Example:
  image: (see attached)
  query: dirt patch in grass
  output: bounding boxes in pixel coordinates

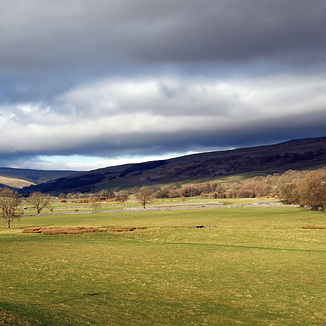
[23,226,104,235]
[302,226,326,229]
[23,226,148,234]
[22,224,219,235]
[107,226,147,232]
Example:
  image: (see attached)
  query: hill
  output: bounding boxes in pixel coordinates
[20,136,326,195]
[0,167,80,189]
[0,176,35,189]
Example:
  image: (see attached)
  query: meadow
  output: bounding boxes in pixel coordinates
[0,201,325,325]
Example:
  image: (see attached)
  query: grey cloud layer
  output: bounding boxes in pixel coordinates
[0,0,326,168]
[3,1,326,63]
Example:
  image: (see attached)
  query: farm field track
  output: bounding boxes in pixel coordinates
[0,201,325,325]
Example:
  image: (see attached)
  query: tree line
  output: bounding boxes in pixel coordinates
[1,168,326,228]
[150,168,326,210]
[65,168,326,209]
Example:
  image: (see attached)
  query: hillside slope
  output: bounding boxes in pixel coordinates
[0,167,81,188]
[20,137,326,195]
[0,176,35,189]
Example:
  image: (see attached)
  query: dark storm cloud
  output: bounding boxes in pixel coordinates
[0,0,326,169]
[128,1,326,66]
[1,0,326,80]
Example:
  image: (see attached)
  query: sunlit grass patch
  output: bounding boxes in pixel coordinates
[0,207,325,325]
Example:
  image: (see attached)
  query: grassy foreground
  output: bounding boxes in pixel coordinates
[0,207,325,325]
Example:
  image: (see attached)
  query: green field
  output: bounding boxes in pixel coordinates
[0,206,325,325]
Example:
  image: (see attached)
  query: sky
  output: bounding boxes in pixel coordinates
[1,0,326,171]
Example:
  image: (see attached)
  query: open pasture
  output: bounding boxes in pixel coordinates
[0,206,325,325]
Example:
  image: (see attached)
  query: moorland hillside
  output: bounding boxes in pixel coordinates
[0,167,81,189]
[20,136,326,195]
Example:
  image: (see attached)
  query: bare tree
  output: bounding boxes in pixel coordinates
[28,192,51,214]
[280,183,300,204]
[99,189,115,200]
[0,188,22,229]
[89,197,102,211]
[136,186,154,209]
[299,169,326,210]
[116,190,129,202]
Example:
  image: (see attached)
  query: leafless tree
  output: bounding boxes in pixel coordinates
[280,183,299,204]
[89,197,102,211]
[299,169,326,210]
[136,186,154,209]
[0,188,22,228]
[99,189,115,200]
[28,192,51,214]
[116,190,129,202]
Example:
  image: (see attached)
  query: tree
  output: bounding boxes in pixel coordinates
[136,186,154,209]
[27,192,51,214]
[90,202,101,211]
[0,188,22,229]
[116,190,129,202]
[280,183,299,204]
[299,170,326,210]
[89,196,102,211]
[99,189,115,200]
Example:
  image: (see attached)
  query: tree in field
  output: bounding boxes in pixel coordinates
[99,189,115,200]
[89,196,102,211]
[28,192,52,214]
[116,190,129,202]
[90,202,101,211]
[299,169,326,210]
[280,183,300,204]
[136,186,154,209]
[0,188,22,228]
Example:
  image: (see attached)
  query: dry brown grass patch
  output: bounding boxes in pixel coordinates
[107,226,147,232]
[22,227,44,233]
[23,226,104,235]
[302,226,326,229]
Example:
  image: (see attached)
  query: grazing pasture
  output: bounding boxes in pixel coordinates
[0,206,325,325]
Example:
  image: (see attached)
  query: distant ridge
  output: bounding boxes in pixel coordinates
[21,136,326,195]
[0,167,80,189]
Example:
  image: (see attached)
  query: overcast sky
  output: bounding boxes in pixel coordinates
[1,0,326,171]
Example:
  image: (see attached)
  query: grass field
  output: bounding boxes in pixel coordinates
[0,205,325,325]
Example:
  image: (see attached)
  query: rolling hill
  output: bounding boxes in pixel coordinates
[20,136,326,195]
[0,168,81,189]
[0,176,35,189]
